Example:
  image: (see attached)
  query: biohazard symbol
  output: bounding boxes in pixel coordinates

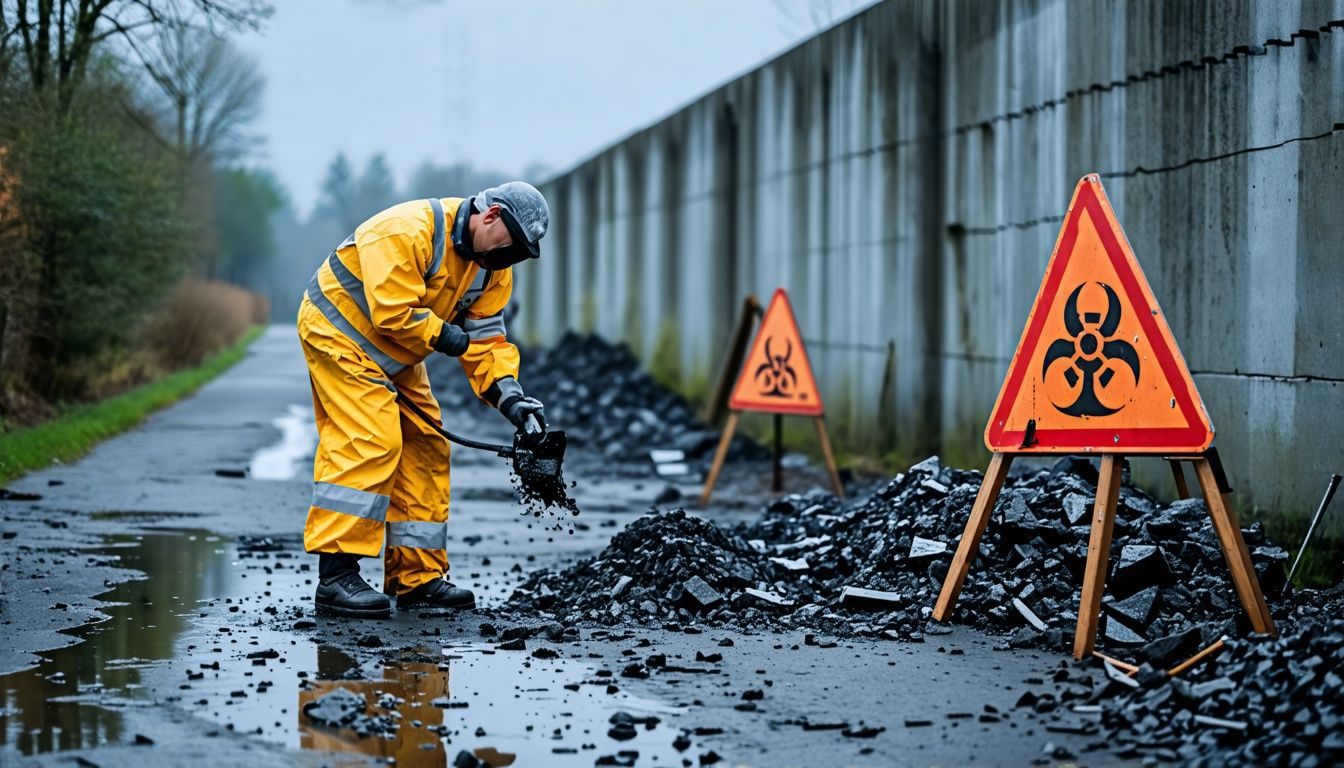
[1042,282,1141,417]
[985,174,1214,454]
[754,337,799,398]
[729,289,824,416]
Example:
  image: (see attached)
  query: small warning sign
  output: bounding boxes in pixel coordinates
[729,289,824,416]
[984,175,1213,454]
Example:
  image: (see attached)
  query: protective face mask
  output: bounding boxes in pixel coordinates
[476,247,530,271]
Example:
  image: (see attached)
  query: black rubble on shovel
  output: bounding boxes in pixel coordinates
[506,455,1295,656]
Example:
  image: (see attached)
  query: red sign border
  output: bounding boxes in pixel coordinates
[729,288,826,416]
[984,177,1213,454]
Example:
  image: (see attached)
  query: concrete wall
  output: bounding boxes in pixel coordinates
[515,0,1344,527]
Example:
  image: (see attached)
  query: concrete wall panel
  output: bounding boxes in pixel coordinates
[512,0,1344,526]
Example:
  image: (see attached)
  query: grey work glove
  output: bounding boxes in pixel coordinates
[493,377,546,434]
[501,396,547,435]
[433,324,469,357]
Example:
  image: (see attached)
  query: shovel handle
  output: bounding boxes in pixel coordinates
[394,389,516,458]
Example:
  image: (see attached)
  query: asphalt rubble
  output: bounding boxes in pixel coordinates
[337,332,1338,764]
[498,452,1343,766]
[507,455,1294,651]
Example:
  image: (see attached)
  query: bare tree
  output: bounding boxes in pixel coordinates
[138,26,263,165]
[2,0,270,112]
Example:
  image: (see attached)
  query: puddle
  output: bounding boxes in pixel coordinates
[249,404,316,480]
[1,530,690,765]
[0,531,231,755]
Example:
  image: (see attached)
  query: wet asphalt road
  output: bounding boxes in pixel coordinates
[0,326,1116,767]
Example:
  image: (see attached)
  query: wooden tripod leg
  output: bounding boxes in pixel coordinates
[933,453,1013,621]
[1170,460,1190,500]
[813,415,845,499]
[1074,455,1123,660]
[698,411,741,507]
[1194,458,1276,635]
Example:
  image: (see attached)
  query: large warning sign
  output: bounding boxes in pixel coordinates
[984,175,1213,454]
[729,289,824,416]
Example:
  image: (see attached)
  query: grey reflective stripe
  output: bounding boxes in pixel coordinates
[312,482,390,522]
[305,273,408,376]
[494,376,524,405]
[412,309,430,322]
[463,312,506,340]
[338,232,356,249]
[386,520,447,550]
[327,252,370,319]
[425,198,445,281]
[363,375,396,392]
[452,269,492,321]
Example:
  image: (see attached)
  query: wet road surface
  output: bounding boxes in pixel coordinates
[1,327,1115,766]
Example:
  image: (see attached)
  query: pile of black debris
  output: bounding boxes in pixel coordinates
[1078,585,1344,766]
[507,456,1293,657]
[428,331,763,469]
[522,332,765,467]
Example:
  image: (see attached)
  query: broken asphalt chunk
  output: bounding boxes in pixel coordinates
[678,576,724,612]
[840,586,903,611]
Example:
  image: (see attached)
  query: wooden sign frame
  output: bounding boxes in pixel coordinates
[935,175,1274,659]
[699,290,843,506]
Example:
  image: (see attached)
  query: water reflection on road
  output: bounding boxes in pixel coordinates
[1,530,686,765]
[0,531,231,755]
[249,404,316,480]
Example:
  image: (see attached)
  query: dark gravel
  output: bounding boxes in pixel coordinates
[507,455,1293,659]
[1082,585,1344,766]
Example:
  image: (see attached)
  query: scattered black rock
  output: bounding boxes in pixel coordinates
[0,488,42,501]
[1095,585,1344,767]
[506,456,1291,653]
[303,688,365,728]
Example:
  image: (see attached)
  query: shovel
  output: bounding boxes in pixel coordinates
[394,389,568,489]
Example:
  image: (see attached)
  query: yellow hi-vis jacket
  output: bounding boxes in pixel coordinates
[301,197,520,399]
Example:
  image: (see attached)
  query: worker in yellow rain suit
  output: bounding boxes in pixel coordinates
[297,182,550,618]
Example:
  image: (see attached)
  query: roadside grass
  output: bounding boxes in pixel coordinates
[0,326,264,487]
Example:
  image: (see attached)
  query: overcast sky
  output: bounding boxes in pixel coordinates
[234,0,876,215]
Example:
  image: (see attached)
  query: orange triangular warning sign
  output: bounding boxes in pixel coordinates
[729,289,824,416]
[985,175,1213,454]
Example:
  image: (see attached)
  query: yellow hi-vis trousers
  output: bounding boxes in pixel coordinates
[298,298,451,596]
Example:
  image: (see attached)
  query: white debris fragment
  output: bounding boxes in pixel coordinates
[908,536,948,559]
[769,556,810,572]
[1012,597,1048,631]
[1103,660,1140,688]
[776,535,831,554]
[744,587,795,608]
[1193,714,1248,731]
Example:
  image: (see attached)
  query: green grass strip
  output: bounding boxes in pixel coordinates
[0,326,265,487]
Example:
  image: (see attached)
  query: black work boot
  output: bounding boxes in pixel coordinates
[314,554,391,619]
[397,578,476,611]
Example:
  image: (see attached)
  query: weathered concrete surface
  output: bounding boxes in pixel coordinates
[517,0,1344,528]
[1,325,1117,766]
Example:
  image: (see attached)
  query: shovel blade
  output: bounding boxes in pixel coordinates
[513,430,567,482]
